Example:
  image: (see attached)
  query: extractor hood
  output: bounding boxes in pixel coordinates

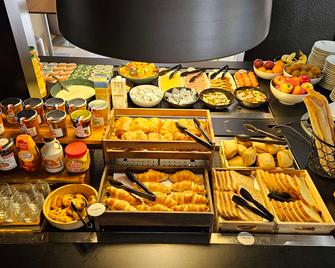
[56,0,272,62]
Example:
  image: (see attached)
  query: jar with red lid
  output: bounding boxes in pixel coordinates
[64,142,90,173]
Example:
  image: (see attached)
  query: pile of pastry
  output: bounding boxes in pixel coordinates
[48,193,97,223]
[103,169,209,212]
[213,170,264,221]
[112,117,208,141]
[222,138,294,169]
[256,169,323,223]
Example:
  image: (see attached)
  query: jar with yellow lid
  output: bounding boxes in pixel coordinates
[64,142,90,173]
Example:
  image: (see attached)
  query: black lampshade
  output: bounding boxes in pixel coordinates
[56,0,272,62]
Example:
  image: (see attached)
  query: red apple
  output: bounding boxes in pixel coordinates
[292,85,306,95]
[279,82,294,94]
[287,77,300,87]
[253,59,263,68]
[300,75,311,84]
[273,75,287,87]
[301,82,314,93]
[264,60,275,70]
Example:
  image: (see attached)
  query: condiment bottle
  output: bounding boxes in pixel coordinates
[41,136,64,173]
[94,77,111,110]
[16,134,41,172]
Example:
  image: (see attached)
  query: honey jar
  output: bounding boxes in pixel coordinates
[46,110,68,138]
[23,98,45,124]
[88,100,109,127]
[65,142,90,173]
[17,109,40,137]
[70,110,92,138]
[0,97,23,124]
[66,98,87,114]
[45,98,66,112]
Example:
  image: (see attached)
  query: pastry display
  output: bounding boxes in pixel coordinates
[221,139,294,169]
[48,193,97,223]
[234,70,259,87]
[112,117,209,142]
[213,170,265,221]
[102,169,209,212]
[256,170,323,223]
[43,62,77,83]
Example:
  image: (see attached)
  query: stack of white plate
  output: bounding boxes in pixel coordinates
[319,55,335,90]
[308,40,335,69]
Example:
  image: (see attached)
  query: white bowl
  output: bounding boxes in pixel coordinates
[253,65,280,80]
[283,65,324,85]
[129,85,164,107]
[43,184,98,230]
[270,79,307,105]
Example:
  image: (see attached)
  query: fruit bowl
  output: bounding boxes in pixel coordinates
[270,79,307,105]
[253,59,284,80]
[283,64,323,85]
[253,65,281,80]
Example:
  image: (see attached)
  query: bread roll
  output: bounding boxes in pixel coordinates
[223,140,238,160]
[242,147,257,166]
[266,144,280,155]
[227,155,244,166]
[277,150,293,168]
[237,144,248,156]
[257,153,276,170]
[252,142,268,153]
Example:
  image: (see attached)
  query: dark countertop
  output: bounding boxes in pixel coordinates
[1,58,335,267]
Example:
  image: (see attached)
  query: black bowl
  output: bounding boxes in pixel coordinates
[199,88,235,110]
[164,87,199,108]
[234,86,269,108]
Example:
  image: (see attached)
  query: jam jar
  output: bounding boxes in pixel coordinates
[65,142,90,173]
[66,98,87,114]
[17,109,40,137]
[46,110,68,138]
[45,98,66,112]
[0,98,23,124]
[88,100,109,128]
[23,98,45,124]
[0,137,18,171]
[70,110,92,138]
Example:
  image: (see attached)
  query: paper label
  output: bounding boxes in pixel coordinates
[92,116,104,127]
[52,128,63,138]
[75,126,91,138]
[0,152,17,171]
[27,126,37,137]
[44,156,64,171]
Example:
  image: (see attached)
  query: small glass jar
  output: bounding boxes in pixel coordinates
[66,98,87,114]
[46,110,68,138]
[0,137,18,171]
[45,98,66,112]
[70,110,92,138]
[88,100,109,128]
[17,109,40,137]
[0,98,23,124]
[64,142,90,173]
[23,98,45,124]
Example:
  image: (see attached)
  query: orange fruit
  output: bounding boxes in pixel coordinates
[258,67,266,72]
[265,70,273,74]
[272,64,283,74]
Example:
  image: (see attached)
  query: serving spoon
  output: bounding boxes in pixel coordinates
[52,75,69,92]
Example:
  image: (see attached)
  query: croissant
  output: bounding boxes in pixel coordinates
[51,195,63,210]
[169,170,204,184]
[130,117,150,133]
[148,118,162,133]
[145,192,178,208]
[137,204,172,211]
[105,197,137,211]
[160,119,178,134]
[114,116,132,138]
[171,180,207,194]
[62,194,75,207]
[160,130,174,141]
[173,204,209,212]
[88,195,97,206]
[170,191,208,204]
[121,130,147,140]
[142,182,171,194]
[106,186,142,205]
[148,133,164,141]
[136,169,170,182]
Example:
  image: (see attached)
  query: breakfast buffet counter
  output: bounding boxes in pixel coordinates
[1,57,335,267]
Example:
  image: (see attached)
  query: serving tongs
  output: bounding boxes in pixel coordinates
[268,192,293,202]
[158,64,182,77]
[176,120,214,150]
[108,171,156,201]
[181,68,207,79]
[232,194,274,222]
[189,68,207,83]
[209,64,229,80]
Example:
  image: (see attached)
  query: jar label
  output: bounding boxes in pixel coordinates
[0,152,17,171]
[44,156,64,170]
[92,116,104,127]
[37,114,42,124]
[27,127,37,137]
[67,159,85,172]
[75,126,91,138]
[52,128,63,138]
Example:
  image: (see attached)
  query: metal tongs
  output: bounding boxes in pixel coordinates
[181,68,207,81]
[209,64,229,80]
[158,64,182,77]
[175,118,214,150]
[108,171,156,201]
[235,123,287,145]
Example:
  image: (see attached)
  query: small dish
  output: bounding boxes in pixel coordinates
[199,88,235,110]
[164,87,199,108]
[118,62,159,85]
[129,85,164,107]
[234,86,269,108]
[283,64,324,85]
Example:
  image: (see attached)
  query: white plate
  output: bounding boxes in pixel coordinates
[314,40,335,53]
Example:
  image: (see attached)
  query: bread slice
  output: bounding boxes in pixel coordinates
[287,202,304,222]
[285,174,300,198]
[298,202,323,223]
[226,171,235,192]
[214,191,224,218]
[271,173,284,192]
[213,172,220,191]
[275,173,289,193]
[297,177,320,212]
[271,200,284,221]
[230,170,254,191]
[276,201,289,222]
[222,191,234,220]
[256,169,271,191]
[282,202,296,222]
[223,140,238,160]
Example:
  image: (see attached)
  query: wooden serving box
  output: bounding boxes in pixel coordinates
[96,166,214,232]
[256,169,335,234]
[212,168,275,233]
[219,140,299,170]
[103,108,215,166]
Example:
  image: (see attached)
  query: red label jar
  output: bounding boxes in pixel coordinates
[64,142,90,173]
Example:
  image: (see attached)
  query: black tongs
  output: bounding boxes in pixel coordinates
[158,64,182,77]
[210,64,229,80]
[175,118,214,150]
[181,68,207,78]
[108,171,156,201]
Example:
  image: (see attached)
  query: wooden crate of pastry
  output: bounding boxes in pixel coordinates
[256,169,335,234]
[219,139,299,170]
[96,166,214,231]
[212,168,275,233]
[103,108,215,162]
